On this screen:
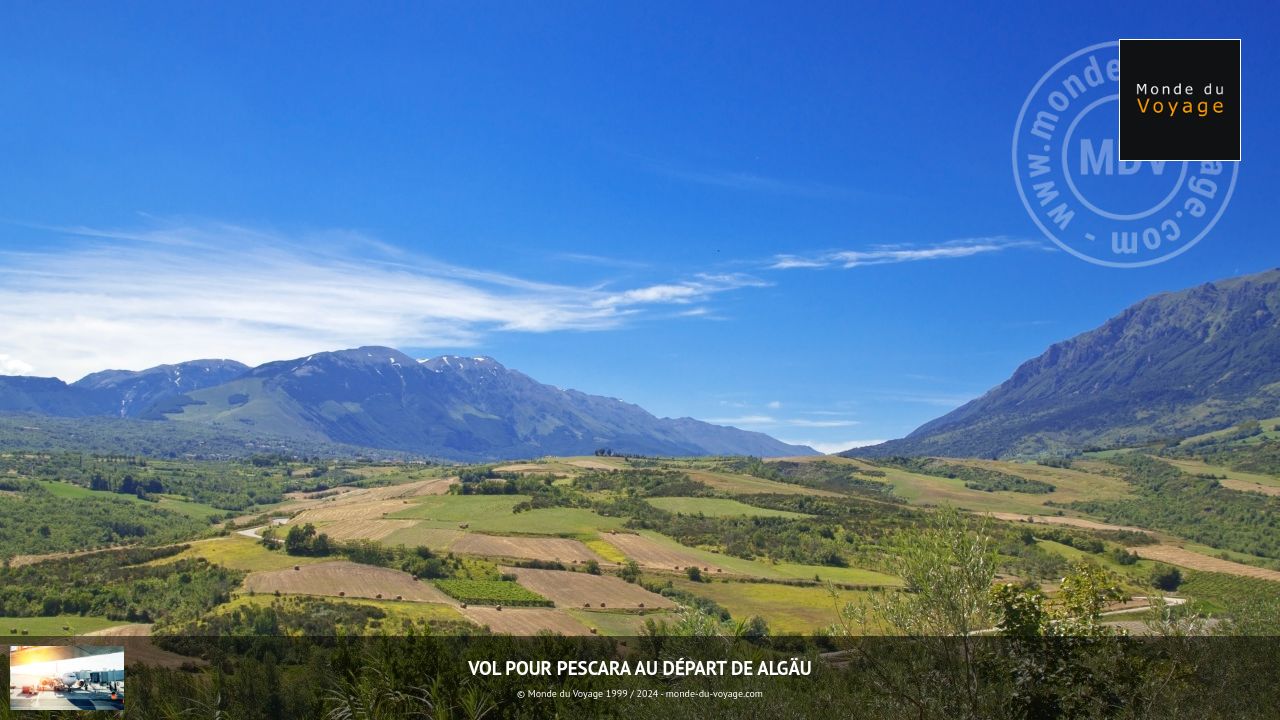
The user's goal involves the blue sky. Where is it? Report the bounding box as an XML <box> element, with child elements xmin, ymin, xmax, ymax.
<box><xmin>1</xmin><ymin>2</ymin><xmax>1276</xmax><ymax>452</ymax></box>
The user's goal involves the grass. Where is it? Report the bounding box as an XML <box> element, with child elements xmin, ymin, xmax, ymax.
<box><xmin>154</xmin><ymin>494</ymin><xmax>230</xmax><ymax>520</ymax></box>
<box><xmin>565</xmin><ymin>609</ymin><xmax>677</xmax><ymax>636</ymax></box>
<box><xmin>1178</xmin><ymin>416</ymin><xmax>1280</xmax><ymax>446</ymax></box>
<box><xmin>1178</xmin><ymin>541</ymin><xmax>1278</xmax><ymax>570</ymax></box>
<box><xmin>0</xmin><ymin>615</ymin><xmax>127</xmax><ymax>636</ymax></box>
<box><xmin>645</xmin><ymin>496</ymin><xmax>810</xmax><ymax>518</ymax></box>
<box><xmin>629</xmin><ymin>530</ymin><xmax>900</xmax><ymax>586</ymax></box>
<box><xmin>584</xmin><ymin>537</ymin><xmax>627</xmax><ymax>563</ymax></box>
<box><xmin>840</xmin><ymin>459</ymin><xmax>1132</xmax><ymax>517</ymax></box>
<box><xmin>387</xmin><ymin>494</ymin><xmax>624</xmax><ymax>536</ymax></box>
<box><xmin>669</xmin><ymin>578</ymin><xmax>867</xmax><ymax>634</ymax></box>
<box><xmin>155</xmin><ymin>535</ymin><xmax>329</xmax><ymax>572</ymax></box>
<box><xmin>686</xmin><ymin>469</ymin><xmax>839</xmax><ymax>497</ymax></box>
<box><xmin>1162</xmin><ymin>457</ymin><xmax>1280</xmax><ymax>491</ymax></box>
<box><xmin>1035</xmin><ymin>540</ymin><xmax>1156</xmax><ymax>588</ymax></box>
<box><xmin>381</xmin><ymin>526</ymin><xmax>462</xmax><ymax>550</ymax></box>
<box><xmin>216</xmin><ymin>593</ymin><xmax>470</xmax><ymax>627</ymax></box>
<box><xmin>36</xmin><ymin>479</ymin><xmax>225</xmax><ymax>520</ymax></box>
<box><xmin>433</xmin><ymin>579</ymin><xmax>554</xmax><ymax>607</ymax></box>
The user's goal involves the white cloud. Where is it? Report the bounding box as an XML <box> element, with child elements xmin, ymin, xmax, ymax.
<box><xmin>0</xmin><ymin>354</ymin><xmax>33</xmax><ymax>374</ymax></box>
<box><xmin>769</xmin><ymin>237</ymin><xmax>1041</xmax><ymax>270</ymax></box>
<box><xmin>0</xmin><ymin>222</ymin><xmax>764</xmax><ymax>381</ymax></box>
<box><xmin>765</xmin><ymin>400</ymin><xmax>782</xmax><ymax>409</ymax></box>
<box><xmin>780</xmin><ymin>438</ymin><xmax>887</xmax><ymax>455</ymax></box>
<box><xmin>596</xmin><ymin>274</ymin><xmax>767</xmax><ymax>308</ymax></box>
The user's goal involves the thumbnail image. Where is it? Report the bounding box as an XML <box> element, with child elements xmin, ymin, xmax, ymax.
<box><xmin>8</xmin><ymin>645</ymin><xmax>124</xmax><ymax>712</ymax></box>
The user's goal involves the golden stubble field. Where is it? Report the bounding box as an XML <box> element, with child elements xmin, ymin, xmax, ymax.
<box><xmin>243</xmin><ymin>560</ymin><xmax>455</xmax><ymax>602</ymax></box>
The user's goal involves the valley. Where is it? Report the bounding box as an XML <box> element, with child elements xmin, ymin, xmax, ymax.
<box><xmin>3</xmin><ymin>440</ymin><xmax>1276</xmax><ymax>640</ymax></box>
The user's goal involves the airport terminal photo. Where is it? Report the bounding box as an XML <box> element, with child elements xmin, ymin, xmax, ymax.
<box><xmin>8</xmin><ymin>645</ymin><xmax>124</xmax><ymax>712</ymax></box>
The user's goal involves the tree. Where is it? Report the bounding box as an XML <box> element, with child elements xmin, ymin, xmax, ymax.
<box><xmin>619</xmin><ymin>559</ymin><xmax>641</xmax><ymax>584</ymax></box>
<box><xmin>832</xmin><ymin>507</ymin><xmax>997</xmax><ymax>718</ymax></box>
<box><xmin>1149</xmin><ymin>564</ymin><xmax>1183</xmax><ymax>591</ymax></box>
<box><xmin>285</xmin><ymin>524</ymin><xmax>321</xmax><ymax>556</ymax></box>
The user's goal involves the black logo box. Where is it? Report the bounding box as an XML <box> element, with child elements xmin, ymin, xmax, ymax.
<box><xmin>1119</xmin><ymin>39</ymin><xmax>1241</xmax><ymax>161</ymax></box>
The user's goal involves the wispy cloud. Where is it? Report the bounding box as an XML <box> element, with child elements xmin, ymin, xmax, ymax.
<box><xmin>595</xmin><ymin>274</ymin><xmax>765</xmax><ymax>308</ymax></box>
<box><xmin>769</xmin><ymin>237</ymin><xmax>1042</xmax><ymax>270</ymax></box>
<box><xmin>0</xmin><ymin>222</ymin><xmax>765</xmax><ymax>381</ymax></box>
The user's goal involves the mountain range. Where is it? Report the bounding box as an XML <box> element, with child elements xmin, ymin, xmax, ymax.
<box><xmin>852</xmin><ymin>268</ymin><xmax>1280</xmax><ymax>458</ymax></box>
<box><xmin>0</xmin><ymin>348</ymin><xmax>813</xmax><ymax>460</ymax></box>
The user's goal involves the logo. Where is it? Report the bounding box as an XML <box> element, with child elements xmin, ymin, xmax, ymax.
<box><xmin>1012</xmin><ymin>41</ymin><xmax>1238</xmax><ymax>268</ymax></box>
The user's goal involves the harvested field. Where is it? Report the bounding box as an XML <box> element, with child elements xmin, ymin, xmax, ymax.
<box><xmin>291</xmin><ymin>499</ymin><xmax>412</xmax><ymax>524</ymax></box>
<box><xmin>452</xmin><ymin>534</ymin><xmax>604</xmax><ymax>563</ymax></box>
<box><xmin>311</xmin><ymin>518</ymin><xmax>417</xmax><ymax>542</ymax></box>
<box><xmin>1128</xmin><ymin>545</ymin><xmax>1280</xmax><ymax>582</ymax></box>
<box><xmin>565</xmin><ymin>458</ymin><xmax>624</xmax><ymax>470</ymax></box>
<box><xmin>986</xmin><ymin>512</ymin><xmax>1149</xmax><ymax>534</ymax></box>
<box><xmin>382</xmin><ymin>525</ymin><xmax>462</xmax><ymax>549</ymax></box>
<box><xmin>8</xmin><ymin>550</ymin><xmax>81</xmax><ymax>568</ymax></box>
<box><xmin>1219</xmin><ymin>480</ymin><xmax>1280</xmax><ymax>497</ymax></box>
<box><xmin>281</xmin><ymin>479</ymin><xmax>458</xmax><ymax>525</ymax></box>
<box><xmin>357</xmin><ymin>478</ymin><xmax>457</xmax><ymax>501</ymax></box>
<box><xmin>459</xmin><ymin>607</ymin><xmax>592</xmax><ymax>635</ymax></box>
<box><xmin>86</xmin><ymin>623</ymin><xmax>153</xmax><ymax>637</ymax></box>
<box><xmin>284</xmin><ymin>486</ymin><xmax>360</xmax><ymax>500</ymax></box>
<box><xmin>494</xmin><ymin>463</ymin><xmax>545</xmax><ymax>473</ymax></box>
<box><xmin>504</xmin><ymin>567</ymin><xmax>676</xmax><ymax>610</ymax></box>
<box><xmin>603</xmin><ymin>532</ymin><xmax>726</xmax><ymax>573</ymax></box>
<box><xmin>688</xmin><ymin>470</ymin><xmax>838</xmax><ymax>497</ymax></box>
<box><xmin>243</xmin><ymin>560</ymin><xmax>457</xmax><ymax>602</ymax></box>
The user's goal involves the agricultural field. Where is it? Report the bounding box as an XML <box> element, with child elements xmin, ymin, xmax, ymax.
<box><xmin>1128</xmin><ymin>545</ymin><xmax>1280</xmax><ymax>582</ymax></box>
<box><xmin>386</xmin><ymin>494</ymin><xmax>625</xmax><ymax>536</ymax></box>
<box><xmin>243</xmin><ymin>560</ymin><xmax>455</xmax><ymax>602</ymax></box>
<box><xmin>304</xmin><ymin>518</ymin><xmax>418</xmax><ymax>542</ymax></box>
<box><xmin>566</xmin><ymin>608</ymin><xmax>679</xmax><ymax>636</ymax></box>
<box><xmin>218</xmin><ymin>593</ymin><xmax>471</xmax><ymax>628</ymax></box>
<box><xmin>668</xmin><ymin>578</ymin><xmax>869</xmax><ymax>635</ymax></box>
<box><xmin>602</xmin><ymin>531</ymin><xmax>729</xmax><ymax>573</ymax></box>
<box><xmin>433</xmin><ymin>579</ymin><xmax>553</xmax><ymax>607</ymax></box>
<box><xmin>0</xmin><ymin>615</ymin><xmax>127</xmax><ymax>637</ymax></box>
<box><xmin>503</xmin><ymin>567</ymin><xmax>676</xmax><ymax>610</ymax></box>
<box><xmin>1179</xmin><ymin>571</ymin><xmax>1280</xmax><ymax>613</ymax></box>
<box><xmin>451</xmin><ymin>534</ymin><xmax>603</xmax><ymax>563</ymax></box>
<box><xmin>459</xmin><ymin>606</ymin><xmax>591</xmax><ymax>635</ymax></box>
<box><xmin>836</xmin><ymin>458</ymin><xmax>1133</xmax><ymax>516</ymax></box>
<box><xmin>645</xmin><ymin>496</ymin><xmax>810</xmax><ymax>518</ymax></box>
<box><xmin>686</xmin><ymin>469</ymin><xmax>839</xmax><ymax>496</ymax></box>
<box><xmin>36</xmin><ymin>479</ymin><xmax>225</xmax><ymax>520</ymax></box>
<box><xmin>381</xmin><ymin>525</ymin><xmax>463</xmax><ymax>549</ymax></box>
<box><xmin>1161</xmin><ymin>457</ymin><xmax>1280</xmax><ymax>496</ymax></box>
<box><xmin>6</xmin><ymin>447</ymin><xmax>1274</xmax><ymax>643</ymax></box>
<box><xmin>984</xmin><ymin>512</ymin><xmax>1148</xmax><ymax>534</ymax></box>
<box><xmin>156</xmin><ymin>535</ymin><xmax>329</xmax><ymax>572</ymax></box>
<box><xmin>603</xmin><ymin>531</ymin><xmax>900</xmax><ymax>587</ymax></box>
